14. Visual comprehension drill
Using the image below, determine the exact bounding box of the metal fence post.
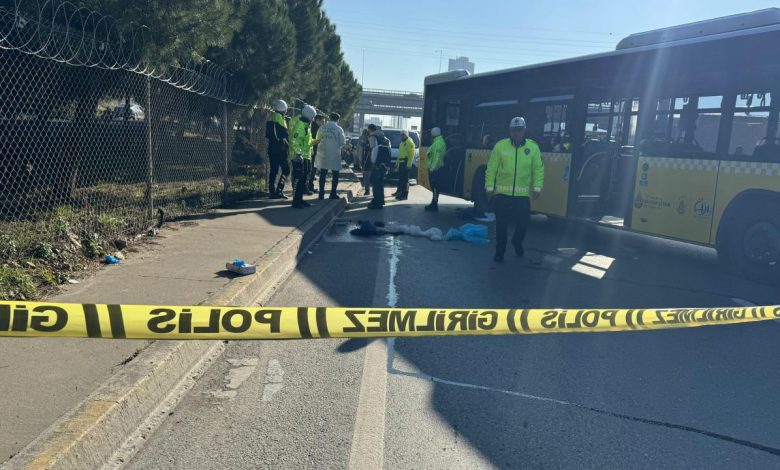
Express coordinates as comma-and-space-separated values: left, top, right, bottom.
145, 74, 154, 221
223, 100, 229, 203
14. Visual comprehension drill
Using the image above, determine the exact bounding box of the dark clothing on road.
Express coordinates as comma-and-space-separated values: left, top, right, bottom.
493, 194, 530, 258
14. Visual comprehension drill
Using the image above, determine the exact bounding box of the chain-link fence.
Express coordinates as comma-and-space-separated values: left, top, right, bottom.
0, 3, 268, 231
0, 2, 267, 298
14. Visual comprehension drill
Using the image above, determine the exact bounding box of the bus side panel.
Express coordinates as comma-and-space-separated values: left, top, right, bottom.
463, 148, 491, 199
629, 156, 718, 244
531, 152, 571, 217
711, 161, 780, 244
418, 147, 430, 190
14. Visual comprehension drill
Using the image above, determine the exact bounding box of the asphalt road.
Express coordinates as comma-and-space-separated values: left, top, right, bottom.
127, 184, 780, 469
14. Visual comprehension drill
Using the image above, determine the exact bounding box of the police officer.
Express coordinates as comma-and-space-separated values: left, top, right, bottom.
395, 130, 415, 200
485, 117, 544, 262
424, 127, 446, 211
266, 99, 290, 199
289, 104, 317, 209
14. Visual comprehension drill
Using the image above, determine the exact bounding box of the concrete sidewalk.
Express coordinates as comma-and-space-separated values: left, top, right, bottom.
1, 171, 361, 466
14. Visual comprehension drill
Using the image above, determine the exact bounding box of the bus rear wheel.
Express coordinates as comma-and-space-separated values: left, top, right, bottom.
721, 198, 780, 283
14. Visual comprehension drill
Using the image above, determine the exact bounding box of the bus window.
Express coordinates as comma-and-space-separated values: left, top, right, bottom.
466, 100, 519, 149
642, 96, 723, 158
729, 92, 779, 161
584, 98, 638, 146
543, 103, 571, 152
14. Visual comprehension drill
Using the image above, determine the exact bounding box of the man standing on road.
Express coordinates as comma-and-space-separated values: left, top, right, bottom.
289, 104, 317, 209
359, 128, 372, 196
266, 99, 290, 199
424, 127, 446, 211
485, 117, 544, 262
368, 124, 391, 209
395, 129, 415, 200
315, 112, 346, 200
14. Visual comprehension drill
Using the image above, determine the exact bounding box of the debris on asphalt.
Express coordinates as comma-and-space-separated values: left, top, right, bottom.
113, 251, 126, 260
104, 255, 121, 264
349, 220, 444, 241
226, 259, 256, 275
444, 223, 490, 244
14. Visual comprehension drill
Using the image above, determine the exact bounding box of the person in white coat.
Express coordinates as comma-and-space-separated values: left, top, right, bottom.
315, 112, 346, 199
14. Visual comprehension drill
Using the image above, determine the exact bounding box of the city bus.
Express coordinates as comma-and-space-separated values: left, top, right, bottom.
418, 9, 780, 282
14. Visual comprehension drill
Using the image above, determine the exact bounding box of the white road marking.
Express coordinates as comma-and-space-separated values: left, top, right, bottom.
348, 339, 388, 470
208, 357, 259, 400
731, 297, 755, 307
348, 237, 400, 470
385, 338, 569, 407
261, 359, 284, 402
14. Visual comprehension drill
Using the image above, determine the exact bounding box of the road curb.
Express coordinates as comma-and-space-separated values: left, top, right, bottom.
5, 178, 362, 470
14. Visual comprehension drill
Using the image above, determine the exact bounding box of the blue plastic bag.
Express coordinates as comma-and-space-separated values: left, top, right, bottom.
444, 223, 490, 244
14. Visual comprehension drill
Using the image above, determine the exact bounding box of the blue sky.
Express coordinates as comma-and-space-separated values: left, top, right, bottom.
323, 0, 780, 92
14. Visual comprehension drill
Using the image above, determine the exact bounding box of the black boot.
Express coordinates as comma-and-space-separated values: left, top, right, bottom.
273, 177, 288, 199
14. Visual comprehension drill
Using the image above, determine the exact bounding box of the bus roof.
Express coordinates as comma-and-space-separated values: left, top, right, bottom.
424, 9, 780, 86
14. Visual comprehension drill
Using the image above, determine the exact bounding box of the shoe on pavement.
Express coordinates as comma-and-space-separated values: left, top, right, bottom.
493, 254, 504, 263
513, 244, 524, 258
302, 201, 312, 207
424, 203, 438, 212
318, 194, 325, 200
329, 194, 340, 200
292, 202, 306, 209
367, 204, 383, 210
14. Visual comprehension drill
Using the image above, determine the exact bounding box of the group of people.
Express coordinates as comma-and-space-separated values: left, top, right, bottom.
266, 99, 545, 262
265, 100, 346, 208
356, 123, 417, 209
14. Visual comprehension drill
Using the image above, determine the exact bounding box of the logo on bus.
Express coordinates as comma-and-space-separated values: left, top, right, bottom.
634, 192, 644, 209
677, 196, 688, 215
693, 198, 712, 217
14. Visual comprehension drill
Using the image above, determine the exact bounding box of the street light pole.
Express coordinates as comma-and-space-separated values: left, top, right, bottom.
436, 49, 443, 73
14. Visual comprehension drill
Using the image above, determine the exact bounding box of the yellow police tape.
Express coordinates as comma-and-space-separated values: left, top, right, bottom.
0, 301, 778, 339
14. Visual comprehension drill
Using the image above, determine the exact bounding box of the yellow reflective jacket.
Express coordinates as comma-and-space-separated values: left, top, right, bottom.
288, 116, 313, 160
426, 135, 446, 172
397, 137, 416, 168
485, 138, 544, 197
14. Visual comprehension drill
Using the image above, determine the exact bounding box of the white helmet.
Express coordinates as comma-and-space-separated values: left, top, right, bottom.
273, 99, 288, 113
431, 127, 441, 137
301, 104, 317, 120
509, 116, 526, 128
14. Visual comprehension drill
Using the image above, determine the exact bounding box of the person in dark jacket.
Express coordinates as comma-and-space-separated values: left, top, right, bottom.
266, 99, 290, 199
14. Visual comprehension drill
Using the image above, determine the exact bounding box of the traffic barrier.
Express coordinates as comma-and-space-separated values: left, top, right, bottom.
0, 301, 778, 339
